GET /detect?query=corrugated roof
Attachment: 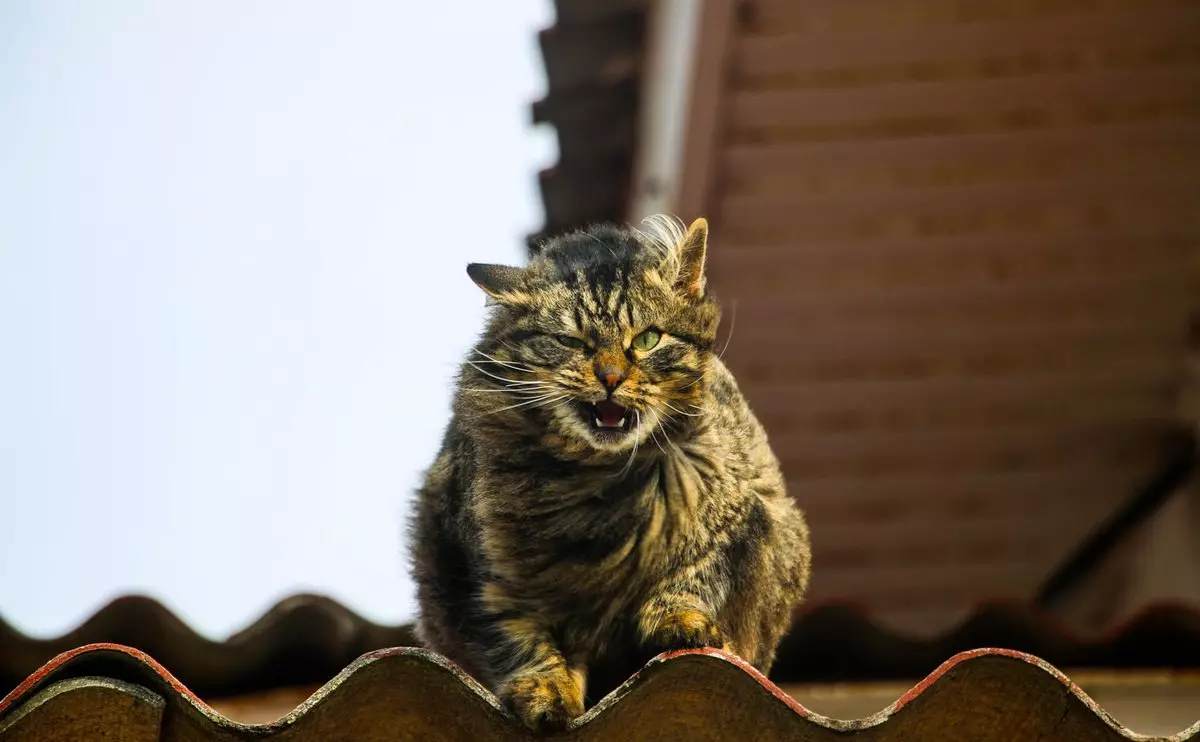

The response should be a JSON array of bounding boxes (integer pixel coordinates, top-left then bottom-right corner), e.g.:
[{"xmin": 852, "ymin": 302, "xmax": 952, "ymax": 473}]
[
  {"xmin": 528, "ymin": 0, "xmax": 649, "ymax": 248},
  {"xmin": 2, "ymin": 642, "xmax": 1197, "ymax": 741},
  {"xmin": 0, "ymin": 595, "xmax": 414, "ymax": 700},
  {"xmin": 4, "ymin": 595, "xmax": 1200, "ymax": 701},
  {"xmin": 662, "ymin": 0, "xmax": 1200, "ymax": 635}
]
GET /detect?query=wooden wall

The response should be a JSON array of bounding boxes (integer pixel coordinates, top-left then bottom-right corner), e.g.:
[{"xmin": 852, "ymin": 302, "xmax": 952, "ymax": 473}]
[{"xmin": 691, "ymin": 0, "xmax": 1200, "ymax": 635}]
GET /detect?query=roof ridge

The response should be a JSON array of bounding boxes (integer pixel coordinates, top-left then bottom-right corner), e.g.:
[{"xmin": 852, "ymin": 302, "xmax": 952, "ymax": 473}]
[{"xmin": 2, "ymin": 643, "xmax": 1196, "ymax": 741}]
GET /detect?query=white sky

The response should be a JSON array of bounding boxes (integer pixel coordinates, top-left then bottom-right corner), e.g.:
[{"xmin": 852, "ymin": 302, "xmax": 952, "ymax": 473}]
[{"xmin": 0, "ymin": 0, "xmax": 556, "ymax": 638}]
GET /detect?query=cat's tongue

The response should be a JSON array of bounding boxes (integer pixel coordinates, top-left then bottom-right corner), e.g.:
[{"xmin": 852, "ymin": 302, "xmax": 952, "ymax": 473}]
[{"xmin": 594, "ymin": 399, "xmax": 627, "ymax": 428}]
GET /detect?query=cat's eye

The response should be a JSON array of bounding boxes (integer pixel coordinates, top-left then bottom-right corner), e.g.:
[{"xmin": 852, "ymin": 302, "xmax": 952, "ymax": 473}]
[
  {"xmin": 632, "ymin": 329, "xmax": 661, "ymax": 352},
  {"xmin": 556, "ymin": 335, "xmax": 587, "ymax": 350}
]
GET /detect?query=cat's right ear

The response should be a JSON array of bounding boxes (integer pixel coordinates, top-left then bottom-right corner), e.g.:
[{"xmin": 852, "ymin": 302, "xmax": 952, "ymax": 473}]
[{"xmin": 466, "ymin": 263, "xmax": 532, "ymax": 306}]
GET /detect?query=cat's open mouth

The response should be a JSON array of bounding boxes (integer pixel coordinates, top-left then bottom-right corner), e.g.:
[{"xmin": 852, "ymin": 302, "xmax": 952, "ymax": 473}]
[{"xmin": 582, "ymin": 399, "xmax": 632, "ymax": 432}]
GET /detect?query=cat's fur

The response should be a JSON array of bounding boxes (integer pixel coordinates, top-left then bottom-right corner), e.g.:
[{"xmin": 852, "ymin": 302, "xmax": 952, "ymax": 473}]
[{"xmin": 410, "ymin": 217, "xmax": 811, "ymax": 731}]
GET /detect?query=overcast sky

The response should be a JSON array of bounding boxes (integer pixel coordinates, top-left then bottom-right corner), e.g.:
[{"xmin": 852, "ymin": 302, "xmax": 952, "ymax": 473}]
[{"xmin": 0, "ymin": 1, "xmax": 555, "ymax": 638}]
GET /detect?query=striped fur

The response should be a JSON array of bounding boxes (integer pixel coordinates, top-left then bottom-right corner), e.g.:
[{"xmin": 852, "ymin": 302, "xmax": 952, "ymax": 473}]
[{"xmin": 409, "ymin": 217, "xmax": 811, "ymax": 732}]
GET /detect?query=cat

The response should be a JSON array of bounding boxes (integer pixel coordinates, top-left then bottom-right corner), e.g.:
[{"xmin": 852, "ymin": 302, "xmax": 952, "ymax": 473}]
[{"xmin": 409, "ymin": 216, "xmax": 811, "ymax": 732}]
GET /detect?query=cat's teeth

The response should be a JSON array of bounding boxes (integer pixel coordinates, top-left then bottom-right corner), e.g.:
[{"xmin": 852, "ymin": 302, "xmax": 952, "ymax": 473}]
[{"xmin": 593, "ymin": 415, "xmax": 628, "ymax": 429}]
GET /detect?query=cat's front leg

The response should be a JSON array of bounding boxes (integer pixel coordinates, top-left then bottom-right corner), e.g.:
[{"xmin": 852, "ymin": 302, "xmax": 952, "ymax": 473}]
[
  {"xmin": 635, "ymin": 588, "xmax": 728, "ymax": 655},
  {"xmin": 488, "ymin": 619, "xmax": 586, "ymax": 732}
]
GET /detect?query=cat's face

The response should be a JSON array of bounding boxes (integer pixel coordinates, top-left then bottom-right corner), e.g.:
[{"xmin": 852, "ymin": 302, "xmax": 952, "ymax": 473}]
[{"xmin": 464, "ymin": 217, "xmax": 721, "ymax": 455}]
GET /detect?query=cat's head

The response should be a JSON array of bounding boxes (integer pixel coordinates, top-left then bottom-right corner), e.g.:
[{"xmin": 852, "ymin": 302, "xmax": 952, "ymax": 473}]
[{"xmin": 463, "ymin": 216, "xmax": 721, "ymax": 455}]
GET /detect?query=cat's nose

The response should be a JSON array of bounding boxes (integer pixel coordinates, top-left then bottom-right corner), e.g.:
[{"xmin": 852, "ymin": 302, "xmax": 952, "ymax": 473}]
[{"xmin": 595, "ymin": 364, "xmax": 626, "ymax": 392}]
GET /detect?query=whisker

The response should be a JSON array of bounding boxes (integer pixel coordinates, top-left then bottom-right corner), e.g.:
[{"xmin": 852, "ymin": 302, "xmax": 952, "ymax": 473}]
[
  {"xmin": 468, "ymin": 359, "xmax": 538, "ymax": 369},
  {"xmin": 662, "ymin": 400, "xmax": 701, "ymax": 418},
  {"xmin": 653, "ymin": 419, "xmax": 673, "ymax": 455},
  {"xmin": 485, "ymin": 392, "xmax": 568, "ymax": 416},
  {"xmin": 538, "ymin": 394, "xmax": 572, "ymax": 414},
  {"xmin": 465, "ymin": 361, "xmax": 544, "ymax": 387},
  {"xmin": 584, "ymin": 229, "xmax": 618, "ymax": 261},
  {"xmin": 678, "ymin": 365, "xmax": 714, "ymax": 390},
  {"xmin": 472, "ymin": 349, "xmax": 536, "ymax": 373},
  {"xmin": 462, "ymin": 387, "xmax": 554, "ymax": 396},
  {"xmin": 467, "ymin": 356, "xmax": 528, "ymax": 365},
  {"xmin": 616, "ymin": 409, "xmax": 641, "ymax": 478},
  {"xmin": 718, "ymin": 299, "xmax": 737, "ymax": 360},
  {"xmin": 647, "ymin": 425, "xmax": 668, "ymax": 456}
]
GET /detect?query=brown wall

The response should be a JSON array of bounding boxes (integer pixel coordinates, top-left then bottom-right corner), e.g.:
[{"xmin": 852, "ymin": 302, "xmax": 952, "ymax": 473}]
[{"xmin": 692, "ymin": 0, "xmax": 1200, "ymax": 635}]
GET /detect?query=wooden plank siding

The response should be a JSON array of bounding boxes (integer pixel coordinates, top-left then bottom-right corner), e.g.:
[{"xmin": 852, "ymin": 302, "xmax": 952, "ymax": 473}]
[{"xmin": 684, "ymin": 0, "xmax": 1200, "ymax": 636}]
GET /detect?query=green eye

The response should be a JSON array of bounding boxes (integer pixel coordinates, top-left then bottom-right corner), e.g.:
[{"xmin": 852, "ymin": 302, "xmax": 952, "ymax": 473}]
[
  {"xmin": 632, "ymin": 329, "xmax": 661, "ymax": 351},
  {"xmin": 556, "ymin": 335, "xmax": 587, "ymax": 350}
]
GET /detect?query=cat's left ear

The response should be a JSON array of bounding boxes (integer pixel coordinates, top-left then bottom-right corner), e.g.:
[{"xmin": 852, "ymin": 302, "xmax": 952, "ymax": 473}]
[
  {"xmin": 466, "ymin": 263, "xmax": 532, "ymax": 306},
  {"xmin": 673, "ymin": 217, "xmax": 709, "ymax": 298}
]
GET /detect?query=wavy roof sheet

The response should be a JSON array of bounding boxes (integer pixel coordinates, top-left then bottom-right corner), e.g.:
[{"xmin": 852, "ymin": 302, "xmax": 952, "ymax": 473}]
[
  {"xmin": 4, "ymin": 595, "xmax": 1200, "ymax": 699},
  {"xmin": 2, "ymin": 642, "xmax": 1198, "ymax": 741}
]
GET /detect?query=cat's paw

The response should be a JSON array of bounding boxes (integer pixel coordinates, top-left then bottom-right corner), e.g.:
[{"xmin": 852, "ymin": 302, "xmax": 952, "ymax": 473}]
[
  {"xmin": 501, "ymin": 668, "xmax": 585, "ymax": 733},
  {"xmin": 647, "ymin": 609, "xmax": 726, "ymax": 652}
]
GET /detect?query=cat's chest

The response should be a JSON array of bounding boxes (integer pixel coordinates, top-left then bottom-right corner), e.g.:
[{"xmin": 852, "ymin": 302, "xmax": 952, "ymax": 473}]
[
  {"xmin": 501, "ymin": 450, "xmax": 730, "ymax": 574},
  {"xmin": 547, "ymin": 452, "xmax": 716, "ymax": 512}
]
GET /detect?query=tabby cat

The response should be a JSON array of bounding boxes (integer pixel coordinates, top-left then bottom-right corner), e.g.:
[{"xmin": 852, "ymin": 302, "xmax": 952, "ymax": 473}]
[{"xmin": 410, "ymin": 216, "xmax": 811, "ymax": 732}]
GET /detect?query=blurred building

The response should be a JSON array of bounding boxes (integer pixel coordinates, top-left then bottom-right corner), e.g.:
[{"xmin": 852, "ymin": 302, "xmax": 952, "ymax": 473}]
[
  {"xmin": 533, "ymin": 0, "xmax": 1200, "ymax": 637},
  {"xmin": 3, "ymin": 3, "xmax": 1199, "ymax": 736}
]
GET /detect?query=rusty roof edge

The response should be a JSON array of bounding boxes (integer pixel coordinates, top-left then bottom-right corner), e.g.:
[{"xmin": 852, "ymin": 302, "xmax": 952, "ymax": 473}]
[{"xmin": 1, "ymin": 643, "xmax": 1196, "ymax": 741}]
